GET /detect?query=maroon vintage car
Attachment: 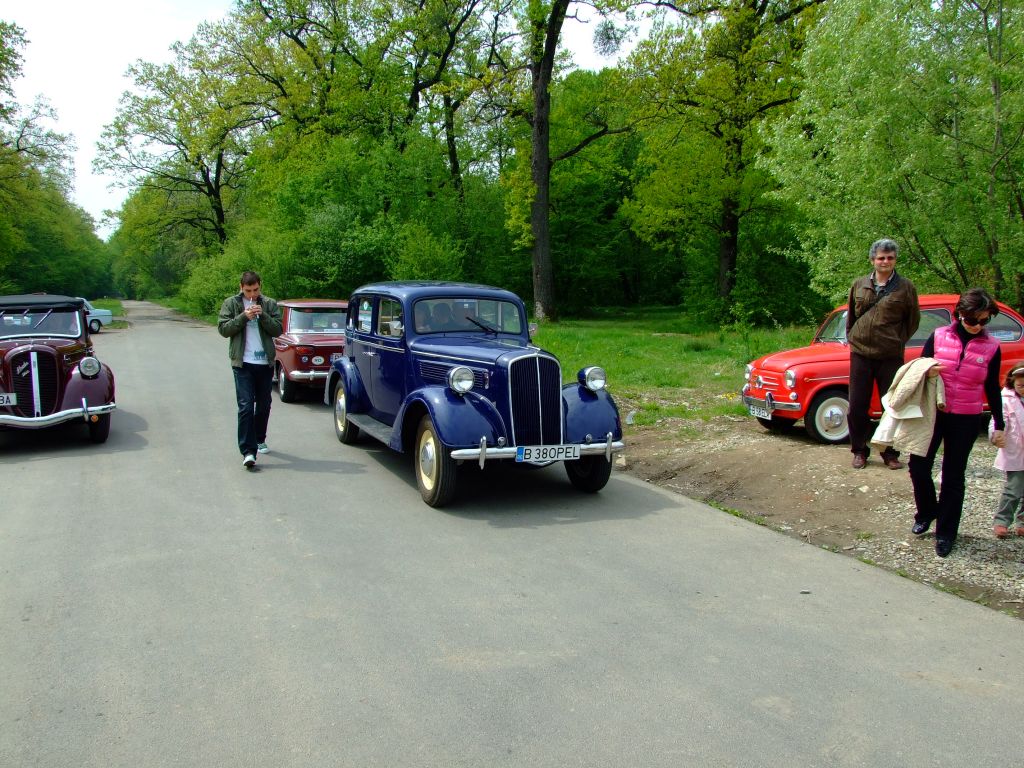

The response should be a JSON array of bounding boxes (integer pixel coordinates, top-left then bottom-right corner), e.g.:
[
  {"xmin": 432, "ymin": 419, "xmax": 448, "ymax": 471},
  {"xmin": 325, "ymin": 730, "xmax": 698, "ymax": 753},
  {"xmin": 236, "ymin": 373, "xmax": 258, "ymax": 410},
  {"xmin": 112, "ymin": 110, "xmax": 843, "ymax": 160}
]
[
  {"xmin": 0, "ymin": 294, "xmax": 116, "ymax": 442},
  {"xmin": 273, "ymin": 299, "xmax": 349, "ymax": 402},
  {"xmin": 742, "ymin": 293, "xmax": 1024, "ymax": 443}
]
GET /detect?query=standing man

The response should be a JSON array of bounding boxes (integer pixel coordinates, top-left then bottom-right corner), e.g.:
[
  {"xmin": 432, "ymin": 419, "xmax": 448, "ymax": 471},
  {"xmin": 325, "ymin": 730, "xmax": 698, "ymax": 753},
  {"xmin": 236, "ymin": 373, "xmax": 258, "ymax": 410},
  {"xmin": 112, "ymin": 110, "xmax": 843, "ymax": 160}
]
[
  {"xmin": 218, "ymin": 271, "xmax": 283, "ymax": 469},
  {"xmin": 846, "ymin": 239, "xmax": 920, "ymax": 469}
]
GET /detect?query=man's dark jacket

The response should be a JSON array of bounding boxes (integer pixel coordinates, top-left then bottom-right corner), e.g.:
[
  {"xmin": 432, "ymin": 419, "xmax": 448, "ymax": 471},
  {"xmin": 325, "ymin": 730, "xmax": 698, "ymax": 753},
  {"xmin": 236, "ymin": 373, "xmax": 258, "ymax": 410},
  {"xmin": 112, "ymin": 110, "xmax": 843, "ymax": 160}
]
[{"xmin": 845, "ymin": 273, "xmax": 920, "ymax": 359}]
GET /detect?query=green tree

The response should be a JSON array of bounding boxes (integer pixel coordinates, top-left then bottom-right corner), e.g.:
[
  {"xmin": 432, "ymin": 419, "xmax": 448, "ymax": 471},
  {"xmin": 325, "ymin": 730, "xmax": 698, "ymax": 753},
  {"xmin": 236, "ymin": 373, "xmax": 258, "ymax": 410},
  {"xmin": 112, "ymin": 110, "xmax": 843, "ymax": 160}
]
[
  {"xmin": 624, "ymin": 0, "xmax": 824, "ymax": 305},
  {"xmin": 769, "ymin": 0, "xmax": 1024, "ymax": 307}
]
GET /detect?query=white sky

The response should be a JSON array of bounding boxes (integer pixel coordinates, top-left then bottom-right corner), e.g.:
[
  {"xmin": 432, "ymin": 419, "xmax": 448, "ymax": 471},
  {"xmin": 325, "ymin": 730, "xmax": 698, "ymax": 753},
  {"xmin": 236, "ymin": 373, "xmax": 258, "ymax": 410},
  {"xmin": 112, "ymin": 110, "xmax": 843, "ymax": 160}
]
[{"xmin": 9, "ymin": 2, "xmax": 629, "ymax": 240}]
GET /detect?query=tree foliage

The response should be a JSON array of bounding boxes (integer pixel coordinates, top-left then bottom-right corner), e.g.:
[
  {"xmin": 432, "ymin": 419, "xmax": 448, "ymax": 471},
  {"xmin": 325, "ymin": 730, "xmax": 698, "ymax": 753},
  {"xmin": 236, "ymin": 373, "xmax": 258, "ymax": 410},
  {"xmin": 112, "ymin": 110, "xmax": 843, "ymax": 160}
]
[
  {"xmin": 0, "ymin": 21, "xmax": 111, "ymax": 297},
  {"xmin": 769, "ymin": 0, "xmax": 1024, "ymax": 306}
]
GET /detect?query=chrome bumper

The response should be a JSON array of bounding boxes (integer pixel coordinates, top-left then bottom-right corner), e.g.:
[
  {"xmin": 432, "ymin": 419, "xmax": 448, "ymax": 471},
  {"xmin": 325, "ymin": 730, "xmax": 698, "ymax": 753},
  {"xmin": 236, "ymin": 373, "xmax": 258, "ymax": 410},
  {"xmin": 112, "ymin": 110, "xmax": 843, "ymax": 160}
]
[
  {"xmin": 450, "ymin": 434, "xmax": 625, "ymax": 469},
  {"xmin": 288, "ymin": 370, "xmax": 329, "ymax": 381},
  {"xmin": 740, "ymin": 392, "xmax": 801, "ymax": 412},
  {"xmin": 0, "ymin": 399, "xmax": 116, "ymax": 429}
]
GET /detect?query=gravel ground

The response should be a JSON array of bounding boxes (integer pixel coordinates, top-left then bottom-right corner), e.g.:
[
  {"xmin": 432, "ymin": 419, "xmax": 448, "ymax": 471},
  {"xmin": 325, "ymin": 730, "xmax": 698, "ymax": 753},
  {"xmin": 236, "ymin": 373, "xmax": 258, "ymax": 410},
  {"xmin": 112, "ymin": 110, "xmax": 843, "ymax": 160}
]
[
  {"xmin": 856, "ymin": 439, "xmax": 1024, "ymax": 610},
  {"xmin": 621, "ymin": 410, "xmax": 1024, "ymax": 617}
]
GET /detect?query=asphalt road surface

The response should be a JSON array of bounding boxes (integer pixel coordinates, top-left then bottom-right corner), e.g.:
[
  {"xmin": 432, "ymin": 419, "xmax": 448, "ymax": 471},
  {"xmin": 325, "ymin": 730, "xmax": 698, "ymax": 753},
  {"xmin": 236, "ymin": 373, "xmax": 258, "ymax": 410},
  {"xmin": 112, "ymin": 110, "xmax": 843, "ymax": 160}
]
[{"xmin": 3, "ymin": 300, "xmax": 1023, "ymax": 767}]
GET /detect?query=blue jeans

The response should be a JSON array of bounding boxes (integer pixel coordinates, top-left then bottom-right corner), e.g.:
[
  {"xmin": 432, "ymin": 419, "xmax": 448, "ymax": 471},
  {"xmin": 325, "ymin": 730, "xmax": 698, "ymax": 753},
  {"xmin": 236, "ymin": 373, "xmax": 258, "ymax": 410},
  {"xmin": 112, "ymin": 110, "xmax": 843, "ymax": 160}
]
[{"xmin": 233, "ymin": 363, "xmax": 273, "ymax": 456}]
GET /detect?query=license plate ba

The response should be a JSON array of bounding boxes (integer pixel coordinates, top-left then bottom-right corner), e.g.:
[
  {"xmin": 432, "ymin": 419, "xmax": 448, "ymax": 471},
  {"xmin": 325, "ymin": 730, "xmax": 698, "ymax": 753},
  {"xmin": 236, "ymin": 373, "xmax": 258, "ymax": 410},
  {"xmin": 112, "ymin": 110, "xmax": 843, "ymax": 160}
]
[
  {"xmin": 516, "ymin": 444, "xmax": 581, "ymax": 463},
  {"xmin": 0, "ymin": 392, "xmax": 15, "ymax": 406},
  {"xmin": 748, "ymin": 405, "xmax": 771, "ymax": 419}
]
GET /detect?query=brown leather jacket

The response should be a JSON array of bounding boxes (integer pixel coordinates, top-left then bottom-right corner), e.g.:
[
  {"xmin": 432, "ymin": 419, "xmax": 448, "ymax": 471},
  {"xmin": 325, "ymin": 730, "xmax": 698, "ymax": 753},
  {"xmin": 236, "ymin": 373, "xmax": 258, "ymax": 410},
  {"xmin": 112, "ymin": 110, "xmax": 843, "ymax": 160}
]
[{"xmin": 846, "ymin": 272, "xmax": 920, "ymax": 359}]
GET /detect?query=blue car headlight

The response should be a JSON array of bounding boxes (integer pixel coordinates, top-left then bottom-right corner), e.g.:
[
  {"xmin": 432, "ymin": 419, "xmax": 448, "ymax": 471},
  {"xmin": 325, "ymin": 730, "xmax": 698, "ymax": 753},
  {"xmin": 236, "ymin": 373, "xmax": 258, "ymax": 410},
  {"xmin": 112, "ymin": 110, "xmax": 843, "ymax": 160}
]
[{"xmin": 578, "ymin": 366, "xmax": 607, "ymax": 392}]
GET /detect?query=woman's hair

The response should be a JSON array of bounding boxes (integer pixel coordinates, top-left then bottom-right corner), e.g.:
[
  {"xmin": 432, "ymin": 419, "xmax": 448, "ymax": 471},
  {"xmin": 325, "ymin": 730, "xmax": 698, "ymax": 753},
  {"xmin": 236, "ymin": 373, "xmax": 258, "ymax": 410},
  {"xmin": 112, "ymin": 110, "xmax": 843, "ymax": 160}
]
[
  {"xmin": 955, "ymin": 287, "xmax": 999, "ymax": 320},
  {"xmin": 1005, "ymin": 365, "xmax": 1024, "ymax": 389}
]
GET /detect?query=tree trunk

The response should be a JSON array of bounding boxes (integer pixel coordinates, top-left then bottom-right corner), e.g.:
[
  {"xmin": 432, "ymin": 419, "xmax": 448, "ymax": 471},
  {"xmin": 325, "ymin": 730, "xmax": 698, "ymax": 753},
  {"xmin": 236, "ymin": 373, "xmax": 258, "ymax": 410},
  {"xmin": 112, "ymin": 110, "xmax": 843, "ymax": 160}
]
[
  {"xmin": 527, "ymin": 0, "xmax": 569, "ymax": 322},
  {"xmin": 717, "ymin": 198, "xmax": 739, "ymax": 299}
]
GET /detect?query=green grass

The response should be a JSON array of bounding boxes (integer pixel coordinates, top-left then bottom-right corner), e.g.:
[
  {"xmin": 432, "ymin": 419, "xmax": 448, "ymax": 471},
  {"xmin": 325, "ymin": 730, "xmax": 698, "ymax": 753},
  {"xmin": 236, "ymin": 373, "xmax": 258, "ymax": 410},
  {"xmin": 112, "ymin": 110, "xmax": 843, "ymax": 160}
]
[
  {"xmin": 90, "ymin": 298, "xmax": 125, "ymax": 316},
  {"xmin": 531, "ymin": 310, "xmax": 814, "ymax": 425}
]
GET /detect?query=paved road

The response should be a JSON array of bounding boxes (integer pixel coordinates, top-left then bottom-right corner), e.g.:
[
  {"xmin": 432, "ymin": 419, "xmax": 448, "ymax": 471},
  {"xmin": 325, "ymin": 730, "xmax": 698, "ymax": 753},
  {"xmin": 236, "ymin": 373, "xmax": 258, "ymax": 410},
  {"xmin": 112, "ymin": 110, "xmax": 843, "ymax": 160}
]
[{"xmin": 2, "ymin": 300, "xmax": 1023, "ymax": 767}]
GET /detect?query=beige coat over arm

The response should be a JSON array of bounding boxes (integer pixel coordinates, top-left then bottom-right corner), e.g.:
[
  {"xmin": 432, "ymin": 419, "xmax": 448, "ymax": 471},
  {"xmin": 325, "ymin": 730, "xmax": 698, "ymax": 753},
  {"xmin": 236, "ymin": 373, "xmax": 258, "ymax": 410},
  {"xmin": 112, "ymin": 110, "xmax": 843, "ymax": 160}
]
[{"xmin": 870, "ymin": 357, "xmax": 946, "ymax": 457}]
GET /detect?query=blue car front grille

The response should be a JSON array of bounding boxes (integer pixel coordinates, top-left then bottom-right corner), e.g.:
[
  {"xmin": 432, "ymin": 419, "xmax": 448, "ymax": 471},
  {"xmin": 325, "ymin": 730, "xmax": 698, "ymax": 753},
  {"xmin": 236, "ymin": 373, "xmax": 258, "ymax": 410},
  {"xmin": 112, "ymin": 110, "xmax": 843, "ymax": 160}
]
[{"xmin": 509, "ymin": 355, "xmax": 562, "ymax": 445}]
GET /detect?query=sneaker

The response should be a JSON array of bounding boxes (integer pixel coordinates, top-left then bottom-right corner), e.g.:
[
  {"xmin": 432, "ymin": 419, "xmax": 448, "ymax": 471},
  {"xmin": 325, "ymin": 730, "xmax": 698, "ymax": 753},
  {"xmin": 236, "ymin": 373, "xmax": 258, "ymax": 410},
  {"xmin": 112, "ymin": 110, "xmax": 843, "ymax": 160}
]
[
  {"xmin": 851, "ymin": 453, "xmax": 867, "ymax": 469},
  {"xmin": 243, "ymin": 454, "xmax": 256, "ymax": 468},
  {"xmin": 994, "ymin": 524, "xmax": 1010, "ymax": 539},
  {"xmin": 257, "ymin": 443, "xmax": 269, "ymax": 454},
  {"xmin": 1015, "ymin": 526, "xmax": 1024, "ymax": 538}
]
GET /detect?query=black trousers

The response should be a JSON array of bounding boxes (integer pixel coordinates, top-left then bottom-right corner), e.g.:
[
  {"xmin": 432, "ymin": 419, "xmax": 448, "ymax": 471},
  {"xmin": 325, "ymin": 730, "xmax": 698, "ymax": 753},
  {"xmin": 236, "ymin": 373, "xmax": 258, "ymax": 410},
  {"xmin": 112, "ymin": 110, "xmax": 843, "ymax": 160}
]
[
  {"xmin": 909, "ymin": 412, "xmax": 980, "ymax": 541},
  {"xmin": 848, "ymin": 352, "xmax": 902, "ymax": 457}
]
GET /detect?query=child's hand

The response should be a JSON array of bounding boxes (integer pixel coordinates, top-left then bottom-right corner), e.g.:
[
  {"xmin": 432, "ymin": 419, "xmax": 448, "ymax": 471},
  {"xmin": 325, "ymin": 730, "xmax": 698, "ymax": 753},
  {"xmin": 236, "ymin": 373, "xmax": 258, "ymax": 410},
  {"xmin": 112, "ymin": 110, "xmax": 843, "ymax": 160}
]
[{"xmin": 992, "ymin": 429, "xmax": 1006, "ymax": 448}]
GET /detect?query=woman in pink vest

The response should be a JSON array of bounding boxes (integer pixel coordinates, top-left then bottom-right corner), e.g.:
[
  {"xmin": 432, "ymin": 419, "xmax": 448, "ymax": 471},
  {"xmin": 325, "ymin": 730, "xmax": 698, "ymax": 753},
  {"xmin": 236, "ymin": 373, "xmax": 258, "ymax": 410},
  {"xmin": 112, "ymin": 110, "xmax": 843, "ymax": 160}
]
[{"xmin": 909, "ymin": 288, "xmax": 1006, "ymax": 557}]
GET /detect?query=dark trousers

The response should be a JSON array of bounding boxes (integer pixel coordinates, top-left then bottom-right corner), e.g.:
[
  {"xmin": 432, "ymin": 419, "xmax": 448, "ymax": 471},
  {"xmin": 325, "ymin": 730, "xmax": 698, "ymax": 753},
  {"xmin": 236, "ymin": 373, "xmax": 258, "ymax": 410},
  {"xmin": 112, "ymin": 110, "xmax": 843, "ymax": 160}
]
[
  {"xmin": 848, "ymin": 352, "xmax": 902, "ymax": 457},
  {"xmin": 909, "ymin": 412, "xmax": 980, "ymax": 541},
  {"xmin": 233, "ymin": 363, "xmax": 273, "ymax": 456}
]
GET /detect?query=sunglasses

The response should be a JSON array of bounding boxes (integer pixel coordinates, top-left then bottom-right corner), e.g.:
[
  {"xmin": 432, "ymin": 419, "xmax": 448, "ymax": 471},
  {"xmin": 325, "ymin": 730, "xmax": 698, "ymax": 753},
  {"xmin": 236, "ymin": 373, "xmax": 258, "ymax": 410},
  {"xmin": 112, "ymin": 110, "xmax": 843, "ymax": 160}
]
[
  {"xmin": 960, "ymin": 314, "xmax": 991, "ymax": 326},
  {"xmin": 874, "ymin": 255, "xmax": 896, "ymax": 261}
]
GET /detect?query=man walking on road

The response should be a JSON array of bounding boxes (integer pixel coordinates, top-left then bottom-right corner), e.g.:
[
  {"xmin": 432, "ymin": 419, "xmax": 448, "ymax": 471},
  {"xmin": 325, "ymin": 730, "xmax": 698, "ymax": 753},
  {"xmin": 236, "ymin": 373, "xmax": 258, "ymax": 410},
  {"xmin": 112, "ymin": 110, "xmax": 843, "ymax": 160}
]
[
  {"xmin": 846, "ymin": 238, "xmax": 920, "ymax": 470},
  {"xmin": 218, "ymin": 271, "xmax": 283, "ymax": 469}
]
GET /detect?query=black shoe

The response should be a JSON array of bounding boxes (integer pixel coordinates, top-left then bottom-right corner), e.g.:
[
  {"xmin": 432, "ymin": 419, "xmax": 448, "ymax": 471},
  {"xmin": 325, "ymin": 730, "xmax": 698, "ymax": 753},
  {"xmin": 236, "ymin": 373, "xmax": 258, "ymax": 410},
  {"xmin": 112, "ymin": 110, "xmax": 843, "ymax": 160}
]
[
  {"xmin": 911, "ymin": 520, "xmax": 931, "ymax": 536},
  {"xmin": 935, "ymin": 538, "xmax": 954, "ymax": 558}
]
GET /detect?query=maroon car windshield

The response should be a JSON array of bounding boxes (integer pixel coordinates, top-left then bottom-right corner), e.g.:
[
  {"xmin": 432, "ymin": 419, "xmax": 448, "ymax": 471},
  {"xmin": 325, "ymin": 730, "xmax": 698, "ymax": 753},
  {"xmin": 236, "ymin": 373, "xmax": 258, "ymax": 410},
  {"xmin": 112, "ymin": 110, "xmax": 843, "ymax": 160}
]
[
  {"xmin": 0, "ymin": 309, "xmax": 81, "ymax": 338},
  {"xmin": 287, "ymin": 309, "xmax": 346, "ymax": 333}
]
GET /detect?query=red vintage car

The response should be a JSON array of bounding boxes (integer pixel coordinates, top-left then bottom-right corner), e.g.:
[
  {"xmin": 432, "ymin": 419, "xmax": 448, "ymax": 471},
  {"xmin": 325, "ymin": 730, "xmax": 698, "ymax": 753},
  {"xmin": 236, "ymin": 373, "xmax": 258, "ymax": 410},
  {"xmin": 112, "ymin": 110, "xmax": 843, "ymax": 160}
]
[
  {"xmin": 0, "ymin": 294, "xmax": 116, "ymax": 442},
  {"xmin": 272, "ymin": 299, "xmax": 348, "ymax": 402},
  {"xmin": 741, "ymin": 294, "xmax": 1024, "ymax": 443}
]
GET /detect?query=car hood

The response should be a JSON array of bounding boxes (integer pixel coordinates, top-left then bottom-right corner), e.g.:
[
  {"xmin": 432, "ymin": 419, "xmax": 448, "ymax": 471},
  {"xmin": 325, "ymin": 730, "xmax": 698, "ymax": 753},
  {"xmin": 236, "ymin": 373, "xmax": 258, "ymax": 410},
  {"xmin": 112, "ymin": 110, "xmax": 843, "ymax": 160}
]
[
  {"xmin": 281, "ymin": 332, "xmax": 347, "ymax": 345},
  {"xmin": 0, "ymin": 337, "xmax": 83, "ymax": 351},
  {"xmin": 752, "ymin": 342, "xmax": 849, "ymax": 372},
  {"xmin": 409, "ymin": 335, "xmax": 540, "ymax": 366}
]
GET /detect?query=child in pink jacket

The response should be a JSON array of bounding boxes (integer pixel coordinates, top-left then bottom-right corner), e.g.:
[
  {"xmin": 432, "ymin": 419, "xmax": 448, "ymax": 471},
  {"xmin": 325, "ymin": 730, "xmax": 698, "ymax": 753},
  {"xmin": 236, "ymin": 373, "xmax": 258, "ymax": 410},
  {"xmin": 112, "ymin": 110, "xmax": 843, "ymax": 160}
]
[{"xmin": 991, "ymin": 365, "xmax": 1024, "ymax": 538}]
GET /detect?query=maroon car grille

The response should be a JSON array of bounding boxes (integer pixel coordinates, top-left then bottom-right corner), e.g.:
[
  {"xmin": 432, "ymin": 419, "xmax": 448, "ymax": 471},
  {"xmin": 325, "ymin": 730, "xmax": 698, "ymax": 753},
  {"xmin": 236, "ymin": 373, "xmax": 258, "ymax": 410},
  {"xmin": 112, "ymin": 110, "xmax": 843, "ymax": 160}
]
[{"xmin": 9, "ymin": 350, "xmax": 60, "ymax": 417}]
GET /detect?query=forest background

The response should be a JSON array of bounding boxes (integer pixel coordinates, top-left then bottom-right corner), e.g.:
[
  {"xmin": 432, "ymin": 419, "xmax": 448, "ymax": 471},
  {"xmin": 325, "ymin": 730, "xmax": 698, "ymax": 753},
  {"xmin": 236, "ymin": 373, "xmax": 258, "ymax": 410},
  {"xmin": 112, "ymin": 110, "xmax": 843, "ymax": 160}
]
[{"xmin": 1, "ymin": 0, "xmax": 1023, "ymax": 326}]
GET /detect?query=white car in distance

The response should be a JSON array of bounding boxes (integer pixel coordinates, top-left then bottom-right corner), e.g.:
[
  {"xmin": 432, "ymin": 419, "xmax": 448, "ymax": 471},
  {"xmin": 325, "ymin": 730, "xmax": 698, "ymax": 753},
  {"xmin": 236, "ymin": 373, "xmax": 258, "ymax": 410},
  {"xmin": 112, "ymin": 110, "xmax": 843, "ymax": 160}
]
[{"xmin": 79, "ymin": 298, "xmax": 113, "ymax": 333}]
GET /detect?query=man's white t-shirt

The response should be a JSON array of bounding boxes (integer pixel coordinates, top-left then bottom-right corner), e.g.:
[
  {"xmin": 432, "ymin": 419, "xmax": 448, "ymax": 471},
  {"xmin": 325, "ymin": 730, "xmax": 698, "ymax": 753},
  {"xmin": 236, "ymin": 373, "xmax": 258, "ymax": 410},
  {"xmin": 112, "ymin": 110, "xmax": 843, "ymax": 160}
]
[{"xmin": 242, "ymin": 298, "xmax": 268, "ymax": 365}]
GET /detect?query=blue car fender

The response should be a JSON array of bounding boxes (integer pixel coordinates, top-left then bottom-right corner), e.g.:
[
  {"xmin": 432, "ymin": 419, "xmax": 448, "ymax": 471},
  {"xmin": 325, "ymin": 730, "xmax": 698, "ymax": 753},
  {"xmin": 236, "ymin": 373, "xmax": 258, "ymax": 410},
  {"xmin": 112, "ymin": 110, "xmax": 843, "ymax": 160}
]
[
  {"xmin": 392, "ymin": 387, "xmax": 506, "ymax": 452},
  {"xmin": 562, "ymin": 384, "xmax": 622, "ymax": 443},
  {"xmin": 325, "ymin": 358, "xmax": 370, "ymax": 413}
]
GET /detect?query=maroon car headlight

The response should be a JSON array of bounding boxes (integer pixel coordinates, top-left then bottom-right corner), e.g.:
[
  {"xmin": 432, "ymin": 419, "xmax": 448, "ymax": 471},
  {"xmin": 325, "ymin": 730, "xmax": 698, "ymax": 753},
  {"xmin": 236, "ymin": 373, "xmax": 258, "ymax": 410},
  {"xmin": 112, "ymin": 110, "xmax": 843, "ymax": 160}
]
[
  {"xmin": 784, "ymin": 370, "xmax": 796, "ymax": 389},
  {"xmin": 79, "ymin": 356, "xmax": 101, "ymax": 378}
]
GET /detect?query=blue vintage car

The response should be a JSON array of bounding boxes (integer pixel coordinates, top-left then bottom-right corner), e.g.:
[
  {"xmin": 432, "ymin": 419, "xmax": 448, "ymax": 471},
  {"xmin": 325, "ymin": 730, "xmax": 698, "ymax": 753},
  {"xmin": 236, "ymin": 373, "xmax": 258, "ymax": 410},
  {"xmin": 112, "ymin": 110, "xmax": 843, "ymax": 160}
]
[{"xmin": 325, "ymin": 281, "xmax": 625, "ymax": 506}]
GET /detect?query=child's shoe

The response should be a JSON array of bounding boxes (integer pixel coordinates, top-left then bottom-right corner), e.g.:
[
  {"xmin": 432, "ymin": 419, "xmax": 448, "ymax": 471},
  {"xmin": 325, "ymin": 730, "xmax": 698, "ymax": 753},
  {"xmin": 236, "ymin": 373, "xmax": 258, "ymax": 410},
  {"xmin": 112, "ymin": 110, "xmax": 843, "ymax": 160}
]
[
  {"xmin": 993, "ymin": 524, "xmax": 1010, "ymax": 539},
  {"xmin": 1015, "ymin": 526, "xmax": 1024, "ymax": 537}
]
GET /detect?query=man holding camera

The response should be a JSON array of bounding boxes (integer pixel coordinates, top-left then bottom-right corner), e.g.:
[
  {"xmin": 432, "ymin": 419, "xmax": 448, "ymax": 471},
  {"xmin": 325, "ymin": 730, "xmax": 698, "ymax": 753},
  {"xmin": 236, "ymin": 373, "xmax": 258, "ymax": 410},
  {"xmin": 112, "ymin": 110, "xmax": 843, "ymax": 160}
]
[{"xmin": 218, "ymin": 271, "xmax": 283, "ymax": 469}]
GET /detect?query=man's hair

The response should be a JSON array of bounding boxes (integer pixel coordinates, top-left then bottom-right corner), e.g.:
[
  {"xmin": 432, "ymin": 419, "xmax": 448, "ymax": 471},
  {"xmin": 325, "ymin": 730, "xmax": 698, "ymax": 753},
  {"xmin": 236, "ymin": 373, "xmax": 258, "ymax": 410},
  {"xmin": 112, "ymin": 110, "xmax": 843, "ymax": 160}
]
[
  {"xmin": 869, "ymin": 239, "xmax": 898, "ymax": 259},
  {"xmin": 955, "ymin": 287, "xmax": 999, "ymax": 319},
  {"xmin": 240, "ymin": 270, "xmax": 261, "ymax": 286}
]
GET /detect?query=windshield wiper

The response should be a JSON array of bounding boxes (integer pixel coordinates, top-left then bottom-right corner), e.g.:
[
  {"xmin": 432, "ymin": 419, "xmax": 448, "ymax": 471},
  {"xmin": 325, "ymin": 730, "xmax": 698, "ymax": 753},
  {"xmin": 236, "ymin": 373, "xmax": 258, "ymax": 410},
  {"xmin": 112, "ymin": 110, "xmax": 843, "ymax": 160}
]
[{"xmin": 466, "ymin": 316, "xmax": 499, "ymax": 335}]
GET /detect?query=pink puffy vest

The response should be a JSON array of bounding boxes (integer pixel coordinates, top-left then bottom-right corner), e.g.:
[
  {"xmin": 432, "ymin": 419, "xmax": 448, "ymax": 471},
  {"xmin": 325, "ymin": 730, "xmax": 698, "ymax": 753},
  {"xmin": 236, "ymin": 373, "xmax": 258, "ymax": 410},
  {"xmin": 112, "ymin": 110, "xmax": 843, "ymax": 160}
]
[{"xmin": 933, "ymin": 324, "xmax": 999, "ymax": 414}]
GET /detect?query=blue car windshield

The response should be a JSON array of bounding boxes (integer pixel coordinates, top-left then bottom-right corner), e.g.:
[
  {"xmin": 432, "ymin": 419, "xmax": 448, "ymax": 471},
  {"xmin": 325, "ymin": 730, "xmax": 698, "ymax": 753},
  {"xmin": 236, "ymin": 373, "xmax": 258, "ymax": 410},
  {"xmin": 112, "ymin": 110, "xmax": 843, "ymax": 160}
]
[{"xmin": 413, "ymin": 298, "xmax": 522, "ymax": 335}]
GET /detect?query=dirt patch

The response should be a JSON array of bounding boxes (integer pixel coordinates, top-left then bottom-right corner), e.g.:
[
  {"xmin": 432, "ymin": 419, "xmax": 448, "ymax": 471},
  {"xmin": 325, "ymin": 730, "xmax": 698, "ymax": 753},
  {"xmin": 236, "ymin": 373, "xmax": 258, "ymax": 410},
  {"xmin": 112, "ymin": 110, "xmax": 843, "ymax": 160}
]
[{"xmin": 617, "ymin": 411, "xmax": 1024, "ymax": 619}]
